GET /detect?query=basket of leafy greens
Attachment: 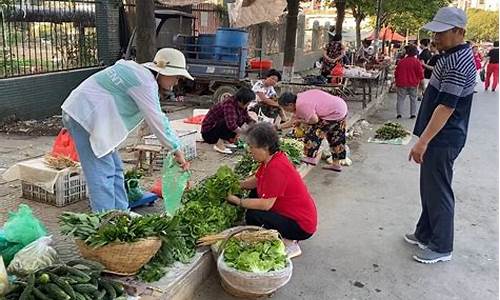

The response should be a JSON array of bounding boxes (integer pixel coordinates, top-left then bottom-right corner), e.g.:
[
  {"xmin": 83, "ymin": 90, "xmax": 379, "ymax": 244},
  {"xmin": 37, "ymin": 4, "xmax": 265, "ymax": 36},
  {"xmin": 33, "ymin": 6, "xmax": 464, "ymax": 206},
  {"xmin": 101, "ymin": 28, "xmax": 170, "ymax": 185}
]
[{"xmin": 215, "ymin": 227, "xmax": 292, "ymax": 298}]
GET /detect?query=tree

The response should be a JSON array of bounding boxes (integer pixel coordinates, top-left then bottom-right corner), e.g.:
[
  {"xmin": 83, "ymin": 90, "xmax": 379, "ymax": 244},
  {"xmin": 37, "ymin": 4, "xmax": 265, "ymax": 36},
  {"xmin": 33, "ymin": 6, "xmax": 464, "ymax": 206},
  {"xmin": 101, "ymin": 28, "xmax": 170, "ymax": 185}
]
[
  {"xmin": 466, "ymin": 8, "xmax": 499, "ymax": 42},
  {"xmin": 282, "ymin": 0, "xmax": 300, "ymax": 82},
  {"xmin": 135, "ymin": 0, "xmax": 156, "ymax": 63},
  {"xmin": 348, "ymin": 0, "xmax": 375, "ymax": 47},
  {"xmin": 335, "ymin": 0, "xmax": 346, "ymax": 37}
]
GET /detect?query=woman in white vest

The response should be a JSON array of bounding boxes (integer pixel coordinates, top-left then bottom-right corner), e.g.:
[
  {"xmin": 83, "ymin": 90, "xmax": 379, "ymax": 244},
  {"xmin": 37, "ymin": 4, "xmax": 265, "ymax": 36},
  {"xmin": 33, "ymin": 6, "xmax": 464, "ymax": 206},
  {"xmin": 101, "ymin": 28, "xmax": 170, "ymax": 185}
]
[{"xmin": 61, "ymin": 48, "xmax": 193, "ymax": 212}]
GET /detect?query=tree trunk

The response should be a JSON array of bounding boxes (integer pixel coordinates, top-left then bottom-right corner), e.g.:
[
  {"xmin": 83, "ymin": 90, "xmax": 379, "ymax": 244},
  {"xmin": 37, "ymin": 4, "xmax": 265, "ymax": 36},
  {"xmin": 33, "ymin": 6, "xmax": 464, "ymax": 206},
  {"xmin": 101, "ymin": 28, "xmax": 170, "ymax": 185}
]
[
  {"xmin": 136, "ymin": 0, "xmax": 156, "ymax": 63},
  {"xmin": 335, "ymin": 0, "xmax": 346, "ymax": 36},
  {"xmin": 355, "ymin": 15, "xmax": 362, "ymax": 49},
  {"xmin": 282, "ymin": 0, "xmax": 299, "ymax": 82}
]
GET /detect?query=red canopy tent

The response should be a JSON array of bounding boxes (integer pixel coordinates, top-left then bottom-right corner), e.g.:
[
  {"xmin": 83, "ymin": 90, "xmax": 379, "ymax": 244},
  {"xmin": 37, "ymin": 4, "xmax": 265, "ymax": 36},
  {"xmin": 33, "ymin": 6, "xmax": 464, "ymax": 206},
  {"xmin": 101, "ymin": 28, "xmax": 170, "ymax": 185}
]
[{"xmin": 367, "ymin": 27, "xmax": 406, "ymax": 42}]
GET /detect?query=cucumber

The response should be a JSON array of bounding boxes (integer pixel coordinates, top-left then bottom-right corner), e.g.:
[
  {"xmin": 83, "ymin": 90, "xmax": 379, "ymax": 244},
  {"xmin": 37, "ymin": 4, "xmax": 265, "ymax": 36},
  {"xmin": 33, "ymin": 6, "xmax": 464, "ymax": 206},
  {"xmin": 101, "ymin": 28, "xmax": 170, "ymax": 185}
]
[
  {"xmin": 19, "ymin": 274, "xmax": 35, "ymax": 300},
  {"xmin": 73, "ymin": 292, "xmax": 87, "ymax": 300},
  {"xmin": 48, "ymin": 273, "xmax": 76, "ymax": 299},
  {"xmin": 44, "ymin": 283, "xmax": 71, "ymax": 300},
  {"xmin": 99, "ymin": 279, "xmax": 117, "ymax": 299},
  {"xmin": 60, "ymin": 276, "xmax": 78, "ymax": 285},
  {"xmin": 37, "ymin": 273, "xmax": 50, "ymax": 285},
  {"xmin": 72, "ymin": 283, "xmax": 98, "ymax": 295},
  {"xmin": 109, "ymin": 280, "xmax": 125, "ymax": 297},
  {"xmin": 67, "ymin": 259, "xmax": 105, "ymax": 271},
  {"xmin": 59, "ymin": 266, "xmax": 92, "ymax": 282},
  {"xmin": 32, "ymin": 287, "xmax": 52, "ymax": 300},
  {"xmin": 96, "ymin": 289, "xmax": 106, "ymax": 300}
]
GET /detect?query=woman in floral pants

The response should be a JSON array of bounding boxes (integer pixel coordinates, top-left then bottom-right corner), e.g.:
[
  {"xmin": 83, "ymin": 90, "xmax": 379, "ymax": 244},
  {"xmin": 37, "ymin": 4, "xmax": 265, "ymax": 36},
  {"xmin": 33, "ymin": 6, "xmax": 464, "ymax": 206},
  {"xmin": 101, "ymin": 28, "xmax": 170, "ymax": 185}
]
[{"xmin": 278, "ymin": 89, "xmax": 348, "ymax": 172}]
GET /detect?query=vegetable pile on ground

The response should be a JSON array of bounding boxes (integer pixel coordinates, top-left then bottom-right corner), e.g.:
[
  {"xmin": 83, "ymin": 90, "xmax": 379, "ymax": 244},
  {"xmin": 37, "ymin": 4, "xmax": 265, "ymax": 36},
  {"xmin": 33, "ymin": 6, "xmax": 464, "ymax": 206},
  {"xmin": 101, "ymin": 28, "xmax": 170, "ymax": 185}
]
[
  {"xmin": 374, "ymin": 122, "xmax": 409, "ymax": 140},
  {"xmin": 234, "ymin": 138, "xmax": 304, "ymax": 178},
  {"xmin": 137, "ymin": 166, "xmax": 245, "ymax": 282},
  {"xmin": 59, "ymin": 212, "xmax": 172, "ymax": 248},
  {"xmin": 4, "ymin": 259, "xmax": 126, "ymax": 300},
  {"xmin": 222, "ymin": 231, "xmax": 287, "ymax": 273}
]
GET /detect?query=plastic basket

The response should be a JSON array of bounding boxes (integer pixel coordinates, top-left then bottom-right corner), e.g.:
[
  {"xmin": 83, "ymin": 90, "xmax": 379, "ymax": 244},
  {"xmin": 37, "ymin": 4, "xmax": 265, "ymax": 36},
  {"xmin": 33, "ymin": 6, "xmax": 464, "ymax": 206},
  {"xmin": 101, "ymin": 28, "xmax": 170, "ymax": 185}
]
[
  {"xmin": 144, "ymin": 130, "xmax": 197, "ymax": 169},
  {"xmin": 21, "ymin": 168, "xmax": 88, "ymax": 207}
]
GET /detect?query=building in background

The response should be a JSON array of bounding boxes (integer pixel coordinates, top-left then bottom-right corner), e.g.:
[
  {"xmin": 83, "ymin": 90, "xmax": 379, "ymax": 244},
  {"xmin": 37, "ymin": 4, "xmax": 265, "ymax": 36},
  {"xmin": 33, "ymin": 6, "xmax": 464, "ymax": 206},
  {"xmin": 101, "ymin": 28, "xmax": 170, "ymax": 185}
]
[{"xmin": 452, "ymin": 0, "xmax": 499, "ymax": 11}]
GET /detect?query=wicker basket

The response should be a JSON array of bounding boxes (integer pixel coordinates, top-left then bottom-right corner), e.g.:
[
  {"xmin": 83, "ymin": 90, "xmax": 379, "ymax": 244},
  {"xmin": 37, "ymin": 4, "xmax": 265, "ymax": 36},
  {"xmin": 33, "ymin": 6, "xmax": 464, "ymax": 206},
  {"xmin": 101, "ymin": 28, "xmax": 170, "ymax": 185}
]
[
  {"xmin": 216, "ymin": 227, "xmax": 293, "ymax": 298},
  {"xmin": 75, "ymin": 237, "xmax": 161, "ymax": 276}
]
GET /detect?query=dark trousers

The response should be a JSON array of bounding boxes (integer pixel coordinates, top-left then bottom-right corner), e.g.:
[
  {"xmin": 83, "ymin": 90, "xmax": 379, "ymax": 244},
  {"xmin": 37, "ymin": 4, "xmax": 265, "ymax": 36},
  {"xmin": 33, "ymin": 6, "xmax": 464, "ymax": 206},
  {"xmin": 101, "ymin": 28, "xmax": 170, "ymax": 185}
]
[
  {"xmin": 201, "ymin": 122, "xmax": 237, "ymax": 145},
  {"xmin": 414, "ymin": 146, "xmax": 462, "ymax": 253},
  {"xmin": 245, "ymin": 209, "xmax": 312, "ymax": 241}
]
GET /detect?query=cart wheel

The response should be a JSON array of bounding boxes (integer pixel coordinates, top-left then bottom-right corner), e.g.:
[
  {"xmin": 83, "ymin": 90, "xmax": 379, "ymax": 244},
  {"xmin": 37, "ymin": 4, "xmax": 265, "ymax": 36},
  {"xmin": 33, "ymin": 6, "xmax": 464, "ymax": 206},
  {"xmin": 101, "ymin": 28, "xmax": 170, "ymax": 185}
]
[{"xmin": 213, "ymin": 85, "xmax": 238, "ymax": 103}]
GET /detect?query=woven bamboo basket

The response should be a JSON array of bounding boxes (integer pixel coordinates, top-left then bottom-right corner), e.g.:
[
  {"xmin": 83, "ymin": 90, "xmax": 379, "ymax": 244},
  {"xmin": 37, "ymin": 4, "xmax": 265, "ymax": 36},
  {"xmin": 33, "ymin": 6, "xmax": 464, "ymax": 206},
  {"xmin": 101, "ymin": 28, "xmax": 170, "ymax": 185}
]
[
  {"xmin": 75, "ymin": 237, "xmax": 161, "ymax": 276},
  {"xmin": 216, "ymin": 227, "xmax": 293, "ymax": 298}
]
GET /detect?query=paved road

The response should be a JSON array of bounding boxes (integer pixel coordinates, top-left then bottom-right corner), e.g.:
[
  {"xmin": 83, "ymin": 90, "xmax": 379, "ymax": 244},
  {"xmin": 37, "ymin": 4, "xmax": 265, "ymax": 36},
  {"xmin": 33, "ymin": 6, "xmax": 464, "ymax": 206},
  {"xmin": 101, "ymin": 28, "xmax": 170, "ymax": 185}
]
[{"xmin": 194, "ymin": 90, "xmax": 499, "ymax": 300}]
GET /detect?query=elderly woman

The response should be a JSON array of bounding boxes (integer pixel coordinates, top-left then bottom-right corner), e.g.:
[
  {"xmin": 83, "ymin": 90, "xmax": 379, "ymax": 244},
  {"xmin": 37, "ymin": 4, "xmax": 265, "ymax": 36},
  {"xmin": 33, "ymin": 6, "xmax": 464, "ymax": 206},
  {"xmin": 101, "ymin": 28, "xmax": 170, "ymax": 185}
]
[
  {"xmin": 226, "ymin": 123, "xmax": 317, "ymax": 258},
  {"xmin": 201, "ymin": 87, "xmax": 255, "ymax": 154},
  {"xmin": 321, "ymin": 33, "xmax": 345, "ymax": 77},
  {"xmin": 277, "ymin": 90, "xmax": 348, "ymax": 172},
  {"xmin": 61, "ymin": 48, "xmax": 192, "ymax": 212},
  {"xmin": 250, "ymin": 69, "xmax": 287, "ymax": 123}
]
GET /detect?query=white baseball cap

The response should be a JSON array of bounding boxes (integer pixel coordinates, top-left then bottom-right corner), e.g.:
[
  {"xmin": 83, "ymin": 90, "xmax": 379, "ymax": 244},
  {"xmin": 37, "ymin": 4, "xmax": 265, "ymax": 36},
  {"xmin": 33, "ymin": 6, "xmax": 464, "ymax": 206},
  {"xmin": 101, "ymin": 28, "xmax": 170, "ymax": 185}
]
[
  {"xmin": 423, "ymin": 7, "xmax": 467, "ymax": 33},
  {"xmin": 143, "ymin": 48, "xmax": 194, "ymax": 81}
]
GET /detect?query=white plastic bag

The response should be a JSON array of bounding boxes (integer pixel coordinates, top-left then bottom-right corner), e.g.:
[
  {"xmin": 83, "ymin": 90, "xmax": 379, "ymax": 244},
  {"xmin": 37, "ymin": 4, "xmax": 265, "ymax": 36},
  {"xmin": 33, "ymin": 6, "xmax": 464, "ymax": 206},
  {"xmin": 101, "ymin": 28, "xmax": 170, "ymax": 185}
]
[{"xmin": 7, "ymin": 236, "xmax": 59, "ymax": 277}]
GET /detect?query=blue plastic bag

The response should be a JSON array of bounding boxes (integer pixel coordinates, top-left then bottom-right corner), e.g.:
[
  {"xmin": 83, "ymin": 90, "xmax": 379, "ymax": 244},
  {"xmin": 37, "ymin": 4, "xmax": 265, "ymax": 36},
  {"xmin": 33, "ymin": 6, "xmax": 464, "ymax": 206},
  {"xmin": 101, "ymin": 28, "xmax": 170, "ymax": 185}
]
[{"xmin": 162, "ymin": 154, "xmax": 191, "ymax": 215}]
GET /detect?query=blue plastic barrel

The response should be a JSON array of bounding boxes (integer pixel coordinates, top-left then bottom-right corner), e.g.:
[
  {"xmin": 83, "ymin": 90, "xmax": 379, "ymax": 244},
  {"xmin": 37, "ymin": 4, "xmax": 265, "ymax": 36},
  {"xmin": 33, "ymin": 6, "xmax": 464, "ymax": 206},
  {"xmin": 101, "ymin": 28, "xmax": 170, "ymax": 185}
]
[
  {"xmin": 197, "ymin": 34, "xmax": 216, "ymax": 59},
  {"xmin": 214, "ymin": 28, "xmax": 248, "ymax": 63}
]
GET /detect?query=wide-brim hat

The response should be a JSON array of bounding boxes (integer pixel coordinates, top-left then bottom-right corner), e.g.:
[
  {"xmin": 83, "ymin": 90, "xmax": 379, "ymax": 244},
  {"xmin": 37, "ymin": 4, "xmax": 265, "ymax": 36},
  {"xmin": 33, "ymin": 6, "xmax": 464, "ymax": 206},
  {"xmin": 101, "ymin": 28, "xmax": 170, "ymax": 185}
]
[{"xmin": 143, "ymin": 48, "xmax": 194, "ymax": 81}]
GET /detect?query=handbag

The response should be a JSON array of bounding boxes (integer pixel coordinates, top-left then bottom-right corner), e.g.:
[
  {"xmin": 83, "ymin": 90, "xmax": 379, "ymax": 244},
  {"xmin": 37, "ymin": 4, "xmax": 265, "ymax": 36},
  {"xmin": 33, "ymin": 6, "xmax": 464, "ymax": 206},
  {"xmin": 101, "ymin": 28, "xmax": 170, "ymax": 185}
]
[{"xmin": 480, "ymin": 68, "xmax": 485, "ymax": 82}]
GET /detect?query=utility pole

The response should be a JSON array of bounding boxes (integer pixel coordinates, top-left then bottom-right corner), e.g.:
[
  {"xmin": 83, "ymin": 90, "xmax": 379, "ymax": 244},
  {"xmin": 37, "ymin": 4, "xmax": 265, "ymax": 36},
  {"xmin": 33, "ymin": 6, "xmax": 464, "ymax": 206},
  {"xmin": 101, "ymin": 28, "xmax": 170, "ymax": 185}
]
[
  {"xmin": 374, "ymin": 0, "xmax": 383, "ymax": 58},
  {"xmin": 136, "ymin": 0, "xmax": 156, "ymax": 63}
]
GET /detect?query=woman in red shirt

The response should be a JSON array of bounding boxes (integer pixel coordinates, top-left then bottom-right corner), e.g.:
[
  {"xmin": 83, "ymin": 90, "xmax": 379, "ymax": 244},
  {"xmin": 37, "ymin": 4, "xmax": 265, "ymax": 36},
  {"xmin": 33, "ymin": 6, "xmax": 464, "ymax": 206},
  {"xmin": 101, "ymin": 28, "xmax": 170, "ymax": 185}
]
[{"xmin": 226, "ymin": 123, "xmax": 318, "ymax": 258}]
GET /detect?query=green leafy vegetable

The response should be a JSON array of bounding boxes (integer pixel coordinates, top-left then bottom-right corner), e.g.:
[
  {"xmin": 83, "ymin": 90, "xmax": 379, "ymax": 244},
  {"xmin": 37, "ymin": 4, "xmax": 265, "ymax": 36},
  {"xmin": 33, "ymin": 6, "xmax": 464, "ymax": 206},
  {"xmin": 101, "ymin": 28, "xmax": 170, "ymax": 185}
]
[
  {"xmin": 223, "ymin": 238, "xmax": 287, "ymax": 273},
  {"xmin": 374, "ymin": 122, "xmax": 409, "ymax": 140}
]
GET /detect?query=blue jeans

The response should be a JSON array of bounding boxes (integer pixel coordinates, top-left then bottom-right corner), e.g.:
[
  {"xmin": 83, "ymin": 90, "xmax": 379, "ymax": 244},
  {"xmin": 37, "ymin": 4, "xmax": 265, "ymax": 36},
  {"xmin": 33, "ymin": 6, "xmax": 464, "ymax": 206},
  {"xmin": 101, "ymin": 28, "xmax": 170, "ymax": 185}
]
[{"xmin": 62, "ymin": 113, "xmax": 129, "ymax": 212}]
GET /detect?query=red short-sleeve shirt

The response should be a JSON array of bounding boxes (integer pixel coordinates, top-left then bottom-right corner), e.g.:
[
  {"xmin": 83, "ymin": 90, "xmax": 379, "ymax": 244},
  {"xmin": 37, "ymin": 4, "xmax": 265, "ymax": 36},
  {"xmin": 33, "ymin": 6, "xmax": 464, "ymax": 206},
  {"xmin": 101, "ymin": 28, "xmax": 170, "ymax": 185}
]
[{"xmin": 255, "ymin": 152, "xmax": 317, "ymax": 234}]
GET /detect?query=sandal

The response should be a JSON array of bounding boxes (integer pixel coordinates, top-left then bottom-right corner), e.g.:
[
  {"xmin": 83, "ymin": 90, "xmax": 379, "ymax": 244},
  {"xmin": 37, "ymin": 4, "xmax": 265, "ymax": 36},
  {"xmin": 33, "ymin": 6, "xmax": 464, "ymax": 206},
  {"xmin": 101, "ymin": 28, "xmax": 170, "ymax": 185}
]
[
  {"xmin": 302, "ymin": 156, "xmax": 319, "ymax": 166},
  {"xmin": 322, "ymin": 164, "xmax": 342, "ymax": 172}
]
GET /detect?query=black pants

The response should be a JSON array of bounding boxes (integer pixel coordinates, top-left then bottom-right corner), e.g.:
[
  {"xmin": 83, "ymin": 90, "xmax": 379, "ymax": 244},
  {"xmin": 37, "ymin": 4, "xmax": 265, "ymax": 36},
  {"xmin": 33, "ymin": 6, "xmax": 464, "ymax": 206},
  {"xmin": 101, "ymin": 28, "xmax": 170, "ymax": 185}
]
[
  {"xmin": 201, "ymin": 122, "xmax": 236, "ymax": 145},
  {"xmin": 245, "ymin": 209, "xmax": 312, "ymax": 241},
  {"xmin": 414, "ymin": 146, "xmax": 462, "ymax": 253}
]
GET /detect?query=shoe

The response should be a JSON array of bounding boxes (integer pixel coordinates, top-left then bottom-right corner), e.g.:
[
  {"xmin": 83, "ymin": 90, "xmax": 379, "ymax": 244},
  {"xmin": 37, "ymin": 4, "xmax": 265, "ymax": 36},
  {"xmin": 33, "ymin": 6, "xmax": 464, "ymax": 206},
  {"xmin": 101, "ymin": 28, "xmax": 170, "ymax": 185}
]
[
  {"xmin": 404, "ymin": 233, "xmax": 427, "ymax": 249},
  {"xmin": 302, "ymin": 156, "xmax": 319, "ymax": 166},
  {"xmin": 213, "ymin": 145, "xmax": 232, "ymax": 154},
  {"xmin": 417, "ymin": 96, "xmax": 422, "ymax": 102},
  {"xmin": 410, "ymin": 115, "xmax": 416, "ymax": 119},
  {"xmin": 285, "ymin": 240, "xmax": 302, "ymax": 259},
  {"xmin": 225, "ymin": 143, "xmax": 237, "ymax": 149},
  {"xmin": 322, "ymin": 164, "xmax": 342, "ymax": 172},
  {"xmin": 493, "ymin": 89, "xmax": 496, "ymax": 92},
  {"xmin": 396, "ymin": 115, "xmax": 402, "ymax": 119},
  {"xmin": 413, "ymin": 247, "xmax": 452, "ymax": 264}
]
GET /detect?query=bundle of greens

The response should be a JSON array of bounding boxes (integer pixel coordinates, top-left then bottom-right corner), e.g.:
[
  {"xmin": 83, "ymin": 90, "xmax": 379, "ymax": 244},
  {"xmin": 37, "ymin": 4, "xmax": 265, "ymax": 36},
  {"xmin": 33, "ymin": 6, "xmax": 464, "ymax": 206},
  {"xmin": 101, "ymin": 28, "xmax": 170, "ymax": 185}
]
[
  {"xmin": 374, "ymin": 122, "xmax": 409, "ymax": 140},
  {"xmin": 234, "ymin": 138, "xmax": 304, "ymax": 179},
  {"xmin": 223, "ymin": 238, "xmax": 287, "ymax": 273},
  {"xmin": 137, "ymin": 166, "xmax": 245, "ymax": 282},
  {"xmin": 59, "ymin": 212, "xmax": 171, "ymax": 247}
]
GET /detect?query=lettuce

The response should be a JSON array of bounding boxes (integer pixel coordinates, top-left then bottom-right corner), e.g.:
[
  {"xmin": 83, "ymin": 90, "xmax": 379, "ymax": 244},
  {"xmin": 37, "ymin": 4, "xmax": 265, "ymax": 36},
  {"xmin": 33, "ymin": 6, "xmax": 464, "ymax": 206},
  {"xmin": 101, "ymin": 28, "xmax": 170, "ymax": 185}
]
[{"xmin": 223, "ymin": 238, "xmax": 287, "ymax": 273}]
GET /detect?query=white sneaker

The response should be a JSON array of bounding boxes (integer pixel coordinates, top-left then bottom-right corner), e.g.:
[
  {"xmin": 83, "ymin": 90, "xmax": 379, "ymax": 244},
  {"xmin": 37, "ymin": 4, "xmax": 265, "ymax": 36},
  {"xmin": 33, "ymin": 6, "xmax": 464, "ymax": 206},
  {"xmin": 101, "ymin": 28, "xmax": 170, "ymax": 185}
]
[
  {"xmin": 285, "ymin": 240, "xmax": 302, "ymax": 259},
  {"xmin": 225, "ymin": 143, "xmax": 237, "ymax": 149},
  {"xmin": 213, "ymin": 145, "xmax": 232, "ymax": 154}
]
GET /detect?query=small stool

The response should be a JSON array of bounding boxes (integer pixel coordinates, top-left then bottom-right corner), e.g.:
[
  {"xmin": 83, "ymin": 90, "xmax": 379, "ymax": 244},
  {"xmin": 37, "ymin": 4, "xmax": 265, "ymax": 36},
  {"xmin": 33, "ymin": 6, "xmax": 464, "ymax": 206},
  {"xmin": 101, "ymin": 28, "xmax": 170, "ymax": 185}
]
[{"xmin": 131, "ymin": 144, "xmax": 163, "ymax": 174}]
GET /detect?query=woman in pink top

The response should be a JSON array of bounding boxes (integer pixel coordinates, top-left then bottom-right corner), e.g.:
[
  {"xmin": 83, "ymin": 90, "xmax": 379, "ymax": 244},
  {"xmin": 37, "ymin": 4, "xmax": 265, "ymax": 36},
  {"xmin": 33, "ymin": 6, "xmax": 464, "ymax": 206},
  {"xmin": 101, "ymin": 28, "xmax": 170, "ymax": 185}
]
[{"xmin": 277, "ymin": 89, "xmax": 348, "ymax": 172}]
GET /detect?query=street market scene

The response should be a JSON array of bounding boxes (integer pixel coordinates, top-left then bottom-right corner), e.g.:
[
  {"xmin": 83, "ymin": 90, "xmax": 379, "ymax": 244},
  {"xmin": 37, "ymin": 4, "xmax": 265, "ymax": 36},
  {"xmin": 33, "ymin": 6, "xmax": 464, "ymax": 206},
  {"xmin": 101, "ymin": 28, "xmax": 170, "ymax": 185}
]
[{"xmin": 0, "ymin": 0, "xmax": 498, "ymax": 299}]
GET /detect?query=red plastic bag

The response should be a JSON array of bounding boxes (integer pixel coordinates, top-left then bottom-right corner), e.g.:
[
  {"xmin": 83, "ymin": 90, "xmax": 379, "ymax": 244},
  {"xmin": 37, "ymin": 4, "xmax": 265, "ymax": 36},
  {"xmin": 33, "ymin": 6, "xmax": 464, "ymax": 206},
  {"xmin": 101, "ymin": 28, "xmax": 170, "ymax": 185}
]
[
  {"xmin": 331, "ymin": 63, "xmax": 344, "ymax": 84},
  {"xmin": 151, "ymin": 178, "xmax": 162, "ymax": 198},
  {"xmin": 51, "ymin": 129, "xmax": 79, "ymax": 161},
  {"xmin": 184, "ymin": 114, "xmax": 205, "ymax": 125}
]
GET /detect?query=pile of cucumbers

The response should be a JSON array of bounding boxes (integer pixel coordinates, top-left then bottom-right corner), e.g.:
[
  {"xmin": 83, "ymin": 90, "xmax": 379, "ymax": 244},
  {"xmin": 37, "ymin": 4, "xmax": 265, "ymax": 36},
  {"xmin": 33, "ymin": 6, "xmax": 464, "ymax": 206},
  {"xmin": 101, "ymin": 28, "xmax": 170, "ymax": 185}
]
[{"xmin": 5, "ymin": 259, "xmax": 126, "ymax": 300}]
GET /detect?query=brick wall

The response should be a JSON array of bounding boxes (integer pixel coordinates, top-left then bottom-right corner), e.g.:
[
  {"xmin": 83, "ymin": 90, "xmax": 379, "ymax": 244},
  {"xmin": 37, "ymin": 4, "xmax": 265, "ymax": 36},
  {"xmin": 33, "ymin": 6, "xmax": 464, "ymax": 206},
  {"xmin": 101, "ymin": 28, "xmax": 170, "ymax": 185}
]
[{"xmin": 0, "ymin": 67, "xmax": 103, "ymax": 121}]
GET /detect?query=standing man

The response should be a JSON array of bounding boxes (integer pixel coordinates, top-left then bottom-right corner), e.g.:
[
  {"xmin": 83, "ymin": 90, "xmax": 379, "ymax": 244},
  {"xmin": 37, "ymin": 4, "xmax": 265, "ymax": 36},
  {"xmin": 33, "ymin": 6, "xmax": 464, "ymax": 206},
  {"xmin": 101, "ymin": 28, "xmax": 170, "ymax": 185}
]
[
  {"xmin": 406, "ymin": 7, "xmax": 476, "ymax": 264},
  {"xmin": 394, "ymin": 45, "xmax": 424, "ymax": 119}
]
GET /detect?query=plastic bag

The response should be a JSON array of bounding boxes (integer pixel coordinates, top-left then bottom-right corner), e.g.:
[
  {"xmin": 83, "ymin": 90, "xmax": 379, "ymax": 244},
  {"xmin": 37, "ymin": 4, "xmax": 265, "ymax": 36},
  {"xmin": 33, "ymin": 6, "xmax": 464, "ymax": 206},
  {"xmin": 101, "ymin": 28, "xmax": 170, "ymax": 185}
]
[
  {"xmin": 51, "ymin": 128, "xmax": 79, "ymax": 161},
  {"xmin": 162, "ymin": 154, "xmax": 191, "ymax": 215},
  {"xmin": 7, "ymin": 236, "xmax": 58, "ymax": 277},
  {"xmin": 126, "ymin": 178, "xmax": 144, "ymax": 202},
  {"xmin": 480, "ymin": 68, "xmax": 485, "ymax": 82},
  {"xmin": 3, "ymin": 204, "xmax": 47, "ymax": 246},
  {"xmin": 150, "ymin": 178, "xmax": 162, "ymax": 198}
]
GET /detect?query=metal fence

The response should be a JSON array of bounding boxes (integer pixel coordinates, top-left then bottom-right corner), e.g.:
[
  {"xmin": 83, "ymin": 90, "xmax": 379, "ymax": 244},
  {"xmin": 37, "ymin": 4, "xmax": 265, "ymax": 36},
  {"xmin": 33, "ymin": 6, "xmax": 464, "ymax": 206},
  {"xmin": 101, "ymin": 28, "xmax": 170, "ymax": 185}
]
[{"xmin": 0, "ymin": 0, "xmax": 98, "ymax": 78}]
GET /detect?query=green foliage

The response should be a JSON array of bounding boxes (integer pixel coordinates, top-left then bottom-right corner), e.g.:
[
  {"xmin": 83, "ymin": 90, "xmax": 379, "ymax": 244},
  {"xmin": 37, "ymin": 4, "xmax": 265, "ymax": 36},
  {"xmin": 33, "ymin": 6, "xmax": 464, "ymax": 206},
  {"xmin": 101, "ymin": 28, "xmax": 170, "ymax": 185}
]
[
  {"xmin": 466, "ymin": 8, "xmax": 499, "ymax": 42},
  {"xmin": 374, "ymin": 122, "xmax": 409, "ymax": 140},
  {"xmin": 223, "ymin": 238, "xmax": 287, "ymax": 273}
]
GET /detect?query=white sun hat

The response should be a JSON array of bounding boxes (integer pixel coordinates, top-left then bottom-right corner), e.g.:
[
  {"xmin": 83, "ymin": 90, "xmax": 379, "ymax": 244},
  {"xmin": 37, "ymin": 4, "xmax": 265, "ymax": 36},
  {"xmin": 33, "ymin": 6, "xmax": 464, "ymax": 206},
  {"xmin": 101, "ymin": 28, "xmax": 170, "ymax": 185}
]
[{"xmin": 143, "ymin": 48, "xmax": 194, "ymax": 80}]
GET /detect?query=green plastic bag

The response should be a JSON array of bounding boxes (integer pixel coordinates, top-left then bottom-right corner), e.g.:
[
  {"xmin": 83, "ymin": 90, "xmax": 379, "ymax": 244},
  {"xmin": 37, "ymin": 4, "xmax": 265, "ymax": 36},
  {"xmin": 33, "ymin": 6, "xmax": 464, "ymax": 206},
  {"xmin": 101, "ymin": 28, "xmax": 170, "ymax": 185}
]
[
  {"xmin": 126, "ymin": 178, "xmax": 144, "ymax": 202},
  {"xmin": 0, "ymin": 205, "xmax": 47, "ymax": 265},
  {"xmin": 162, "ymin": 154, "xmax": 191, "ymax": 215}
]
